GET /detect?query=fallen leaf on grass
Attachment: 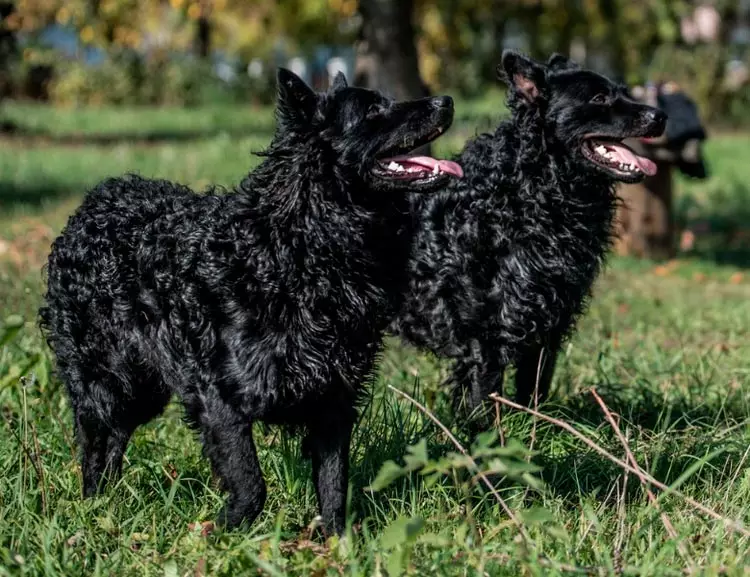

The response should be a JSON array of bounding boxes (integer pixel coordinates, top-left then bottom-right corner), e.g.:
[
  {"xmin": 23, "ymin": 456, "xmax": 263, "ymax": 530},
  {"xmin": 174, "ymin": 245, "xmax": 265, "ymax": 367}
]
[
  {"xmin": 653, "ymin": 259, "xmax": 680, "ymax": 277},
  {"xmin": 165, "ymin": 463, "xmax": 178, "ymax": 480},
  {"xmin": 194, "ymin": 558, "xmax": 207, "ymax": 577},
  {"xmin": 188, "ymin": 521, "xmax": 215, "ymax": 537},
  {"xmin": 130, "ymin": 532, "xmax": 150, "ymax": 551},
  {"xmin": 693, "ymin": 272, "xmax": 707, "ymax": 282},
  {"xmin": 714, "ymin": 343, "xmax": 732, "ymax": 354},
  {"xmin": 278, "ymin": 539, "xmax": 328, "ymax": 556},
  {"xmin": 66, "ymin": 531, "xmax": 84, "ymax": 547},
  {"xmin": 729, "ymin": 272, "xmax": 744, "ymax": 284}
]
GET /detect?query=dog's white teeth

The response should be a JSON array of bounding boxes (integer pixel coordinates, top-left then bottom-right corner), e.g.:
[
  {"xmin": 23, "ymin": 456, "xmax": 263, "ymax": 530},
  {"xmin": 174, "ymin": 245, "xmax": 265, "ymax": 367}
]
[
  {"xmin": 432, "ymin": 164, "xmax": 439, "ymax": 174},
  {"xmin": 596, "ymin": 145, "xmax": 607, "ymax": 154},
  {"xmin": 387, "ymin": 161, "xmax": 405, "ymax": 172}
]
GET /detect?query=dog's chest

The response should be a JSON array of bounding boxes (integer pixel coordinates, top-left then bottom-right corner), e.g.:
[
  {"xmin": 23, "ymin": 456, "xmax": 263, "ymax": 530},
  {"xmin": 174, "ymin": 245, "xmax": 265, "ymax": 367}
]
[
  {"xmin": 213, "ymin": 211, "xmax": 411, "ymax": 414},
  {"xmin": 486, "ymin": 193, "xmax": 612, "ymax": 337}
]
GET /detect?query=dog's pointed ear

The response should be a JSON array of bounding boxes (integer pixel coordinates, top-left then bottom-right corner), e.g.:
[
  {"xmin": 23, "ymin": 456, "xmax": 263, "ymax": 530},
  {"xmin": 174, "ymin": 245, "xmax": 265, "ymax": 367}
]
[
  {"xmin": 276, "ymin": 68, "xmax": 317, "ymax": 126},
  {"xmin": 330, "ymin": 71, "xmax": 348, "ymax": 92},
  {"xmin": 497, "ymin": 50, "xmax": 546, "ymax": 103},
  {"xmin": 547, "ymin": 53, "xmax": 579, "ymax": 71}
]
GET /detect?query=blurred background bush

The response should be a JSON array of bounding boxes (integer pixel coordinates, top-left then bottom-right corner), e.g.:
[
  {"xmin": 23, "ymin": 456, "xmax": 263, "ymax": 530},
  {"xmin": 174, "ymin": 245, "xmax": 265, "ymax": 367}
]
[{"xmin": 0, "ymin": 0, "xmax": 747, "ymax": 122}]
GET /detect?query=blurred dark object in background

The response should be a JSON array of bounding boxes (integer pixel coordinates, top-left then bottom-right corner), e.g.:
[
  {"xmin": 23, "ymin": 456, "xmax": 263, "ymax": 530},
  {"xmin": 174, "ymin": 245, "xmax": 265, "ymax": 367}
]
[
  {"xmin": 615, "ymin": 83, "xmax": 709, "ymax": 260},
  {"xmin": 660, "ymin": 89, "xmax": 707, "ymax": 147},
  {"xmin": 0, "ymin": 1, "xmax": 16, "ymax": 100}
]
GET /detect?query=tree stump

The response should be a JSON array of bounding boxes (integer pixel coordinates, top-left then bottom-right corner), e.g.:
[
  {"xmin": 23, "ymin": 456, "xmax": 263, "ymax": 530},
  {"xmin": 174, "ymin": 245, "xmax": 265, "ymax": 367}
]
[{"xmin": 614, "ymin": 161, "xmax": 675, "ymax": 260}]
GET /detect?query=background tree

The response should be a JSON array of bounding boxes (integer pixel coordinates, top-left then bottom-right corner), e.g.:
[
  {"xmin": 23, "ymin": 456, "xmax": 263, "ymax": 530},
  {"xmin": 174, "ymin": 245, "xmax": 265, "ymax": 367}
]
[{"xmin": 355, "ymin": 0, "xmax": 427, "ymax": 101}]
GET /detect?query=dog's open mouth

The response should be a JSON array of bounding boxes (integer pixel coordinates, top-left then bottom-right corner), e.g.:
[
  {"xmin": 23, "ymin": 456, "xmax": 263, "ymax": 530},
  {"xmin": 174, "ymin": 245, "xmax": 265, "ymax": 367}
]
[
  {"xmin": 582, "ymin": 138, "xmax": 657, "ymax": 179},
  {"xmin": 372, "ymin": 124, "xmax": 464, "ymax": 185},
  {"xmin": 377, "ymin": 156, "xmax": 464, "ymax": 180}
]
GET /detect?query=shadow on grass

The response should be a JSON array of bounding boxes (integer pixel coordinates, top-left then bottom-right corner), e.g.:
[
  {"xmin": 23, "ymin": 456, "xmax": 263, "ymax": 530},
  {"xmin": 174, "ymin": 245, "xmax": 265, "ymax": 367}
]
[
  {"xmin": 677, "ymin": 178, "xmax": 750, "ymax": 268},
  {"xmin": 681, "ymin": 246, "xmax": 750, "ymax": 269},
  {"xmin": 557, "ymin": 380, "xmax": 748, "ymax": 432},
  {"xmin": 0, "ymin": 179, "xmax": 74, "ymax": 208},
  {"xmin": 536, "ymin": 381, "xmax": 748, "ymax": 502},
  {"xmin": 0, "ymin": 126, "xmax": 275, "ymax": 148}
]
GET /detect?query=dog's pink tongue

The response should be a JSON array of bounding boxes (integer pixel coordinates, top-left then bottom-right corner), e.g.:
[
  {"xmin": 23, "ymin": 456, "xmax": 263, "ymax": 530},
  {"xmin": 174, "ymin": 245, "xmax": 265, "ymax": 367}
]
[
  {"xmin": 390, "ymin": 156, "xmax": 464, "ymax": 178},
  {"xmin": 609, "ymin": 144, "xmax": 658, "ymax": 176}
]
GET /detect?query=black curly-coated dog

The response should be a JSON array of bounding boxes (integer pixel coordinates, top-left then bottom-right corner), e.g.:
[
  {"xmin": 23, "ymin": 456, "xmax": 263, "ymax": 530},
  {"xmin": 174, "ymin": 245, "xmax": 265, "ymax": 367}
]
[
  {"xmin": 40, "ymin": 69, "xmax": 463, "ymax": 534},
  {"xmin": 391, "ymin": 51, "xmax": 666, "ymax": 415}
]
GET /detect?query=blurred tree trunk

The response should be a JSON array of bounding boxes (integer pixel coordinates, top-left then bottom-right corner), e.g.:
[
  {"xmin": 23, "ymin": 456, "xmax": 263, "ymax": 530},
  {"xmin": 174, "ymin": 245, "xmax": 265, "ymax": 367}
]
[
  {"xmin": 615, "ymin": 166, "xmax": 675, "ymax": 260},
  {"xmin": 355, "ymin": 0, "xmax": 427, "ymax": 100},
  {"xmin": 194, "ymin": 16, "xmax": 211, "ymax": 59},
  {"xmin": 615, "ymin": 89, "xmax": 676, "ymax": 260},
  {"xmin": 355, "ymin": 0, "xmax": 430, "ymax": 153},
  {"xmin": 598, "ymin": 0, "xmax": 626, "ymax": 80},
  {"xmin": 193, "ymin": 1, "xmax": 212, "ymax": 60},
  {"xmin": 0, "ymin": 1, "xmax": 16, "ymax": 130}
]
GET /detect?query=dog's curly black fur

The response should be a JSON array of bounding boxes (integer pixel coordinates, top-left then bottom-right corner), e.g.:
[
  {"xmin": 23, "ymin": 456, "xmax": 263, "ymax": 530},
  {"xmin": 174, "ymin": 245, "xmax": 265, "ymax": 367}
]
[
  {"xmin": 391, "ymin": 51, "xmax": 666, "ymax": 413},
  {"xmin": 39, "ymin": 69, "xmax": 459, "ymax": 534}
]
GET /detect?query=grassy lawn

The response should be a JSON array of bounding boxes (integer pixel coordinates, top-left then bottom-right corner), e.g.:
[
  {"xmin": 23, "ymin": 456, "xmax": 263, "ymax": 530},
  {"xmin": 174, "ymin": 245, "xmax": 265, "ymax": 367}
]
[{"xmin": 1, "ymin": 102, "xmax": 750, "ymax": 576}]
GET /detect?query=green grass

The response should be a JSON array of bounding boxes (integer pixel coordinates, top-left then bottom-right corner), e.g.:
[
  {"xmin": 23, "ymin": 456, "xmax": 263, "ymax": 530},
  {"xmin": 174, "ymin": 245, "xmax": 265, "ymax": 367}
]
[
  {"xmin": 2, "ymin": 103, "xmax": 750, "ymax": 576},
  {"xmin": 1, "ymin": 102, "xmax": 276, "ymax": 140}
]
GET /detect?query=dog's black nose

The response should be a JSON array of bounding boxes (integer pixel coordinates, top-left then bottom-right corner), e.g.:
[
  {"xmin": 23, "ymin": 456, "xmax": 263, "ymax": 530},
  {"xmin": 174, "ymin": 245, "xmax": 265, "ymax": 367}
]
[
  {"xmin": 431, "ymin": 96, "xmax": 454, "ymax": 110},
  {"xmin": 645, "ymin": 108, "xmax": 667, "ymax": 128}
]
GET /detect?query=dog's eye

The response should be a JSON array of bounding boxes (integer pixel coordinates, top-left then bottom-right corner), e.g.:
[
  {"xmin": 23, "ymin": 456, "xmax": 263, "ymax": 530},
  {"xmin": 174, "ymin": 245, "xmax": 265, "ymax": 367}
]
[
  {"xmin": 590, "ymin": 94, "xmax": 610, "ymax": 105},
  {"xmin": 366, "ymin": 104, "xmax": 385, "ymax": 119}
]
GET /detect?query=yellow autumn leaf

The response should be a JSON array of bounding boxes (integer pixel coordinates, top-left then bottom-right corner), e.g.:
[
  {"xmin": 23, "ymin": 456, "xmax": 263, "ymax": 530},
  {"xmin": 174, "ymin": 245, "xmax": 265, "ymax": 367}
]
[
  {"xmin": 187, "ymin": 3, "xmax": 201, "ymax": 20},
  {"xmin": 80, "ymin": 26, "xmax": 95, "ymax": 43},
  {"xmin": 341, "ymin": 0, "xmax": 357, "ymax": 17}
]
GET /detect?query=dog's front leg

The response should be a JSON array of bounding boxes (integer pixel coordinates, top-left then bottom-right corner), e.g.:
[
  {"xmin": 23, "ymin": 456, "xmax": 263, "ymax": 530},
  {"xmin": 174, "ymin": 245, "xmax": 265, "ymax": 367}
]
[
  {"xmin": 193, "ymin": 393, "xmax": 267, "ymax": 530},
  {"xmin": 305, "ymin": 402, "xmax": 356, "ymax": 536}
]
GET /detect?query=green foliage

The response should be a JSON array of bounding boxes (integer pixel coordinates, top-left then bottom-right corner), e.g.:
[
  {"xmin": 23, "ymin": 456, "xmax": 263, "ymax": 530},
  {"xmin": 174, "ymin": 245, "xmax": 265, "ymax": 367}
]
[
  {"xmin": 648, "ymin": 44, "xmax": 726, "ymax": 122},
  {"xmin": 369, "ymin": 433, "xmax": 541, "ymax": 495},
  {"xmin": 47, "ymin": 55, "xmax": 268, "ymax": 107}
]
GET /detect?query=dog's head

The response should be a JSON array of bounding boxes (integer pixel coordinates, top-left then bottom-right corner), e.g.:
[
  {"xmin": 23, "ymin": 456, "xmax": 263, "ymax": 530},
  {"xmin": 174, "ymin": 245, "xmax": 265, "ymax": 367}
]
[
  {"xmin": 274, "ymin": 69, "xmax": 463, "ymax": 193},
  {"xmin": 499, "ymin": 51, "xmax": 667, "ymax": 184}
]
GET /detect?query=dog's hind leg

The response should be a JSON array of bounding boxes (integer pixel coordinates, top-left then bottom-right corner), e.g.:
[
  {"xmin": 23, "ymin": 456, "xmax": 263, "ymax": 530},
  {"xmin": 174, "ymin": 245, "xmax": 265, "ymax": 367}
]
[
  {"xmin": 514, "ymin": 340, "xmax": 560, "ymax": 407},
  {"xmin": 188, "ymin": 393, "xmax": 267, "ymax": 530},
  {"xmin": 453, "ymin": 342, "xmax": 505, "ymax": 418},
  {"xmin": 304, "ymin": 398, "xmax": 356, "ymax": 536}
]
